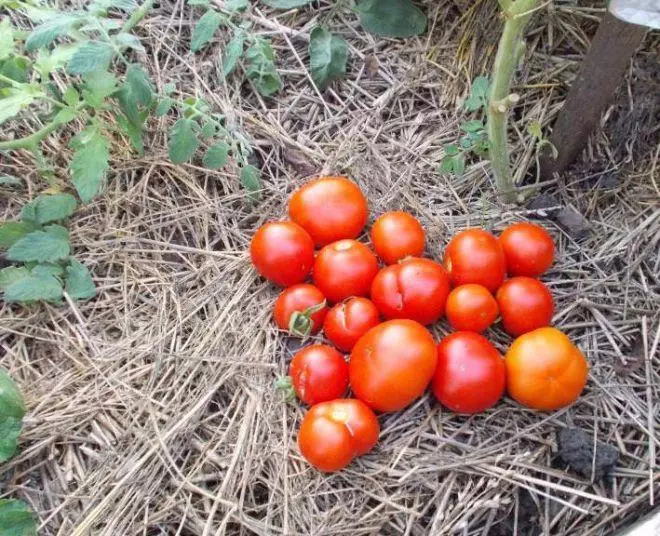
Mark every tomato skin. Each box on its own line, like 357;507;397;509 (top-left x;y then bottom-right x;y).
433;332;506;413
370;258;450;325
289;177;368;246
273;284;327;336
289;345;349;405
371;211;425;265
505;327;588;411
496;277;554;336
313;240;379;303
323;297;380;352
500;222;554;277
250;222;314;287
445;284;499;333
298;399;379;472
444;229;506;293
350;319;437;412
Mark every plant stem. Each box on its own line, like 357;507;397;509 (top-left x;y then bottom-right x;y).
122;0;155;33
0;122;59;150
487;0;538;203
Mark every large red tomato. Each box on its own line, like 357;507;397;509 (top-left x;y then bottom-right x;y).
445;284;499;333
298;398;379;472
443;229;506;292
350;319;437;412
323;297;380;352
288;345;349;405
273;284;328;337
370;257;450;325
370;211;425;265
433;332;506;413
289;176;368;246
499;222;554;277
496;277;554;336
250;221;314;287
313;240;379;303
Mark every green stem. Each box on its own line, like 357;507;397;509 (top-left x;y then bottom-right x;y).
0;121;60;151
121;0;155;33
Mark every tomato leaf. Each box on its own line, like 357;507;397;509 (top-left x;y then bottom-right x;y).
168;118;200;163
0;19;15;61
245;38;281;96
70;125;110;203
25;13;84;51
67;41;114;75
203;141;229;169
125;64;153;107
191;9;224;52
0;368;26;420
226;0;249;10
3;268;64;303
221;31;245;77
358;0;426;38
309;27;348;89
261;0;313;8
6;226;70;263
239;164;260;198
0;499;37;536
65;258;96;300
20;194;77;225
0;267;30;289
0;222;38;250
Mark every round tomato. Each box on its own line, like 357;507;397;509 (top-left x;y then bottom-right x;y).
443;229;506;293
289;176;368;246
445;284;499;333
370;211;425;265
350;319;437;412
433;332;506;413
496;277;553;336
500;222;554;277
323;297;380;352
250;221;314;287
273;284;328;337
287;344;349;405
370;258;450;325
505;327;588;410
313;240;379;303
298;398;379;472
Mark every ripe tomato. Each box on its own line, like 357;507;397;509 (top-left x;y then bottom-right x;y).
370;258;450;325
350;319;437;412
323;297;380;352
445;284;499;333
505;327;588;410
313;240;379;303
273;284;327;337
443;229;506;293
250;221;314;287
370;211;425;265
433;332;506;413
289;176;368;246
496;277;554;336
298;398;379;472
500;222;554;277
287;344;349;405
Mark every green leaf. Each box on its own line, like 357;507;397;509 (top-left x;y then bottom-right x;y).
4;269;63;303
168;118;200;163
0;267;30;290
116;112;144;153
187;0;210;5
82;70;118;107
0;175;23;188
0;368;26;420
34;44;80;78
32;263;64;278
358;0;426;38
453;153;465;176
463;96;483;112
0;56;31;85
6;226;70;263
0;86;40;126
163;82;176;95
471;75;489;98
239;164;260;197
113;32;145;52
440;155;455;174
203;141;229;169
89;0;138;11
527;120;543;140
20;194;77;225
67;41;114;75
221;31;246;77
125;64;153;107
70;125;110;203
245;38;281;96
226;0;249;10
309;27;348;89
200;121;216;138
25;13;83;51
0;500;36;536
191;9;224;52
261;0;313;8
0;19;14;61
0;418;23;464
460;119;484;133
444;144;459;156
459;135;473;149
62;86;79;106
0;222;38;250
155;97;174;117
65;258;96;300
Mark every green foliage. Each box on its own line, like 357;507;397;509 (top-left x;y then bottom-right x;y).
245;38;282;96
203;141;229;169
0;368;26;464
168;118;200;163
463;75;489;112
191;9;225;52
7;225;71;263
309;27;348;88
222;31;246;77
65;259;97;300
261;0;313;8
357;0;426;38
70;125;111;203
0;499;37;536
21;194;77;224
240;164;260;199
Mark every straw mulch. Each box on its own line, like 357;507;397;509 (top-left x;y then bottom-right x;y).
1;0;658;534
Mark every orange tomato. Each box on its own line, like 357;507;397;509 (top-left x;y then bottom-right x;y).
500;222;554;277
445;284;499;333
370;211;425;265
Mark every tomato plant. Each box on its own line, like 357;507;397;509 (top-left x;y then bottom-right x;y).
505;327;588;410
445;284;499;333
433;332;506;413
443;229;506;292
298;398;379;472
370;257;450;325
313;240;378;303
496;277;553;336
323;297;380;352
350;319;437;412
370;211;425;265
273;284;327;337
500;222;554;277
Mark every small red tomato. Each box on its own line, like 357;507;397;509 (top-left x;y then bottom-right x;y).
445;284;499;333
313;240;379;303
370;211;425;265
298;398;379;472
444;229;506;292
433;332;506;413
273;284;328;337
287;344;349;405
370;257;450;325
500;222;554;277
323;297;380;352
250;221;314;287
496;277;554;336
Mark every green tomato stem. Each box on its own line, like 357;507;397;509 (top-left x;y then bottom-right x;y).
0;121;60;150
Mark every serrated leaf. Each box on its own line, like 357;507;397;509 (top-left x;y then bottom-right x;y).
0;19;14;61
89;0;138;11
0;368;26;420
113;32;145;52
444;144;459;156
261;0;312;7
187;0;210;5
226;0;249;10
20;194;77;225
358;0;426;38
0;500;36;536
116;112;144;153
32;263;64;278
440;155;455;174
191;9;224;52
83;70;118;104
25;13;83;51
200;121;216;138
6;227;70;263
34;44;79;77
70;126;110;203
222;31;245;77
309;27;348;89
4;270;63;303
65;258;96;300
125;64;152;106
0;56;31;85
462;95;483;112
459;136;473;149
527;120;543;140
155;97;174;117
203;142;229;169
471;75;489;98
460;119;484;133
239;164;260;197
0;86;39;126
0;267;30;289
0;222;38;249
67;41;114;75
0;175;23;187
0;419;23;464
245;38;281;96
168;118;200;163
62;86;79;106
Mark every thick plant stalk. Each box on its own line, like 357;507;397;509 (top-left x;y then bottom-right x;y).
487;0;539;203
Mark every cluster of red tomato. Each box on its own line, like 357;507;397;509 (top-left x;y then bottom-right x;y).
251;177;588;472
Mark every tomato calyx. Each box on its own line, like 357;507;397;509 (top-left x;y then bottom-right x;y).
274;376;296;402
288;300;327;337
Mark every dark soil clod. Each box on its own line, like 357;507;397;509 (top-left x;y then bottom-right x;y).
555;206;591;241
557;427;619;481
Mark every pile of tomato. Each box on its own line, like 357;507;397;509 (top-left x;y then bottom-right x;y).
250;177;589;472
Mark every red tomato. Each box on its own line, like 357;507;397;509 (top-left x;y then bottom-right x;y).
298;398;379;472
250;221;314;287
289;176;368;246
370;211;425;265
350;319;437;412
445;284;499;333
313;240;379;303
273;284;328;337
496;277;554;336
500;222;554;277
323;297;380;352
444;229;506;292
433;332;506;413
370;257;450;325
288;345;349;405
